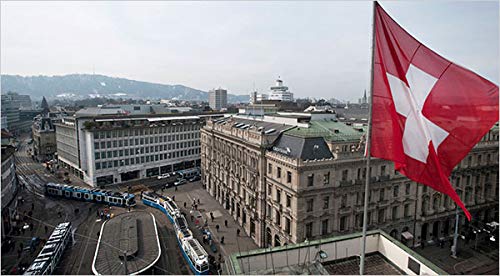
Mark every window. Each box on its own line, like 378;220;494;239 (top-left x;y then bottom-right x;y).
378;208;385;223
95;153;100;160
306;199;314;212
392;206;398;220
307;174;314;186
379;189;385;201
287;171;292;183
340;216;347;231
381;165;386;175
277;167;282;179
323;172;330;185
305;222;313;238
285;218;291;234
342;170;349;181
478;155;482;165
406;183;411;195
341;195;347;207
275;210;281;225
286;195;291;208
356;214;362;228
94;142;99;149
393;185;399;197
276;189;281;203
95;162;101;170
268;185;272;195
404;204;410;217
322;219;329;235
268;163;272;174
323;196;329;209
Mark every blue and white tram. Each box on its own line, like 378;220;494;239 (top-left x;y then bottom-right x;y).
176;167;201;180
142;192;180;223
24;222;72;275
180;237;210;275
143;192;209;275
45;182;136;208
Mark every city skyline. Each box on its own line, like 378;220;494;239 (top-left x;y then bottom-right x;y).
1;1;498;102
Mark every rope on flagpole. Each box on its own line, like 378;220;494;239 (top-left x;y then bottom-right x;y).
360;1;378;275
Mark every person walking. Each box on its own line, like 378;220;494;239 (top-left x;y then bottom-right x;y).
224;220;228;228
215;224;220;232
184;202;187;208
221;236;224;244
237;229;240;236
175;186;178;192
44;225;48;233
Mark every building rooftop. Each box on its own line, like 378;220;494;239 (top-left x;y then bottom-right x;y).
285;120;366;142
271;134;333;161
212;116;293;135
92;211;161;275
323;253;403;275
229;230;446;275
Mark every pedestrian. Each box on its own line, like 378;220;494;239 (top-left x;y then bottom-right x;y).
58;211;62;218
31;203;34;210
237;229;240;236
218;253;222;262
184;202;187;208
19;242;24;251
198;199;201;205
29;223;33;232
191;215;194;221
97;231;100;237
44;225;48;233
194;204;198;210
221;236;224;244
89;207;92;214
96;210;99;218
224;220;228;228
210;212;214;219
216;224;220;232
172;195;175;201
175;186;178;192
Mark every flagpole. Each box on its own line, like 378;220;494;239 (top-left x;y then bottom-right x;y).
360;1;377;275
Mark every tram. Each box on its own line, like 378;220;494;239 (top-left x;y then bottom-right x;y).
45;182;136;208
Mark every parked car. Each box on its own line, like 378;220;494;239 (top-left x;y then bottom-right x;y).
157;173;170;180
188;175;201;182
174;178;187;186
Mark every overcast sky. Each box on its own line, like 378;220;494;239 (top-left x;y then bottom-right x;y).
1;1;498;101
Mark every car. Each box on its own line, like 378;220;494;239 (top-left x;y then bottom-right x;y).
188;175;201;182
157;173;170;180
174;178;187;186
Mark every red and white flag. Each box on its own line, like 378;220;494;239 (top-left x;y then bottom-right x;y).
370;3;499;220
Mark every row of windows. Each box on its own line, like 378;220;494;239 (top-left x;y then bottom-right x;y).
93;125;199;139
94;149;199;170
94;134;199;149
95;142;199;158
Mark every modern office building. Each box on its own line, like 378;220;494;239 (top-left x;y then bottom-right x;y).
209;88;228;111
255;78;294;103
201;112;499;248
55;105;222;187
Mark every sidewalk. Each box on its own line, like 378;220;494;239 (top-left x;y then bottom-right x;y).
413;237;498;274
157;182;259;273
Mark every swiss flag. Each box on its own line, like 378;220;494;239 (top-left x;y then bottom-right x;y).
370;3;499;220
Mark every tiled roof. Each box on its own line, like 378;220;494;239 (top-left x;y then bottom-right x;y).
285;120;366;142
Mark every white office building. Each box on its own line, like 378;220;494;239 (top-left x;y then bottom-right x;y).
55;105;222;187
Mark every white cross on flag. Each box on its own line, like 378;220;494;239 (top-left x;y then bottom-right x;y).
370;3;499;220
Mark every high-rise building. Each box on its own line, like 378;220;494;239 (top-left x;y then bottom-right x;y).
209;88;228;111
201;112;498;248
268;78;294;102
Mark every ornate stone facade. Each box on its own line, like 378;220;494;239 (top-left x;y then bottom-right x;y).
201;114;498;248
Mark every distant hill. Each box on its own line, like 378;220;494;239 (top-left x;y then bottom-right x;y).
0;74;249;103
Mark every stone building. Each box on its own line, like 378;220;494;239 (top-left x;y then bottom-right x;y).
1;145;18;240
201;113;498;248
32;115;57;162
